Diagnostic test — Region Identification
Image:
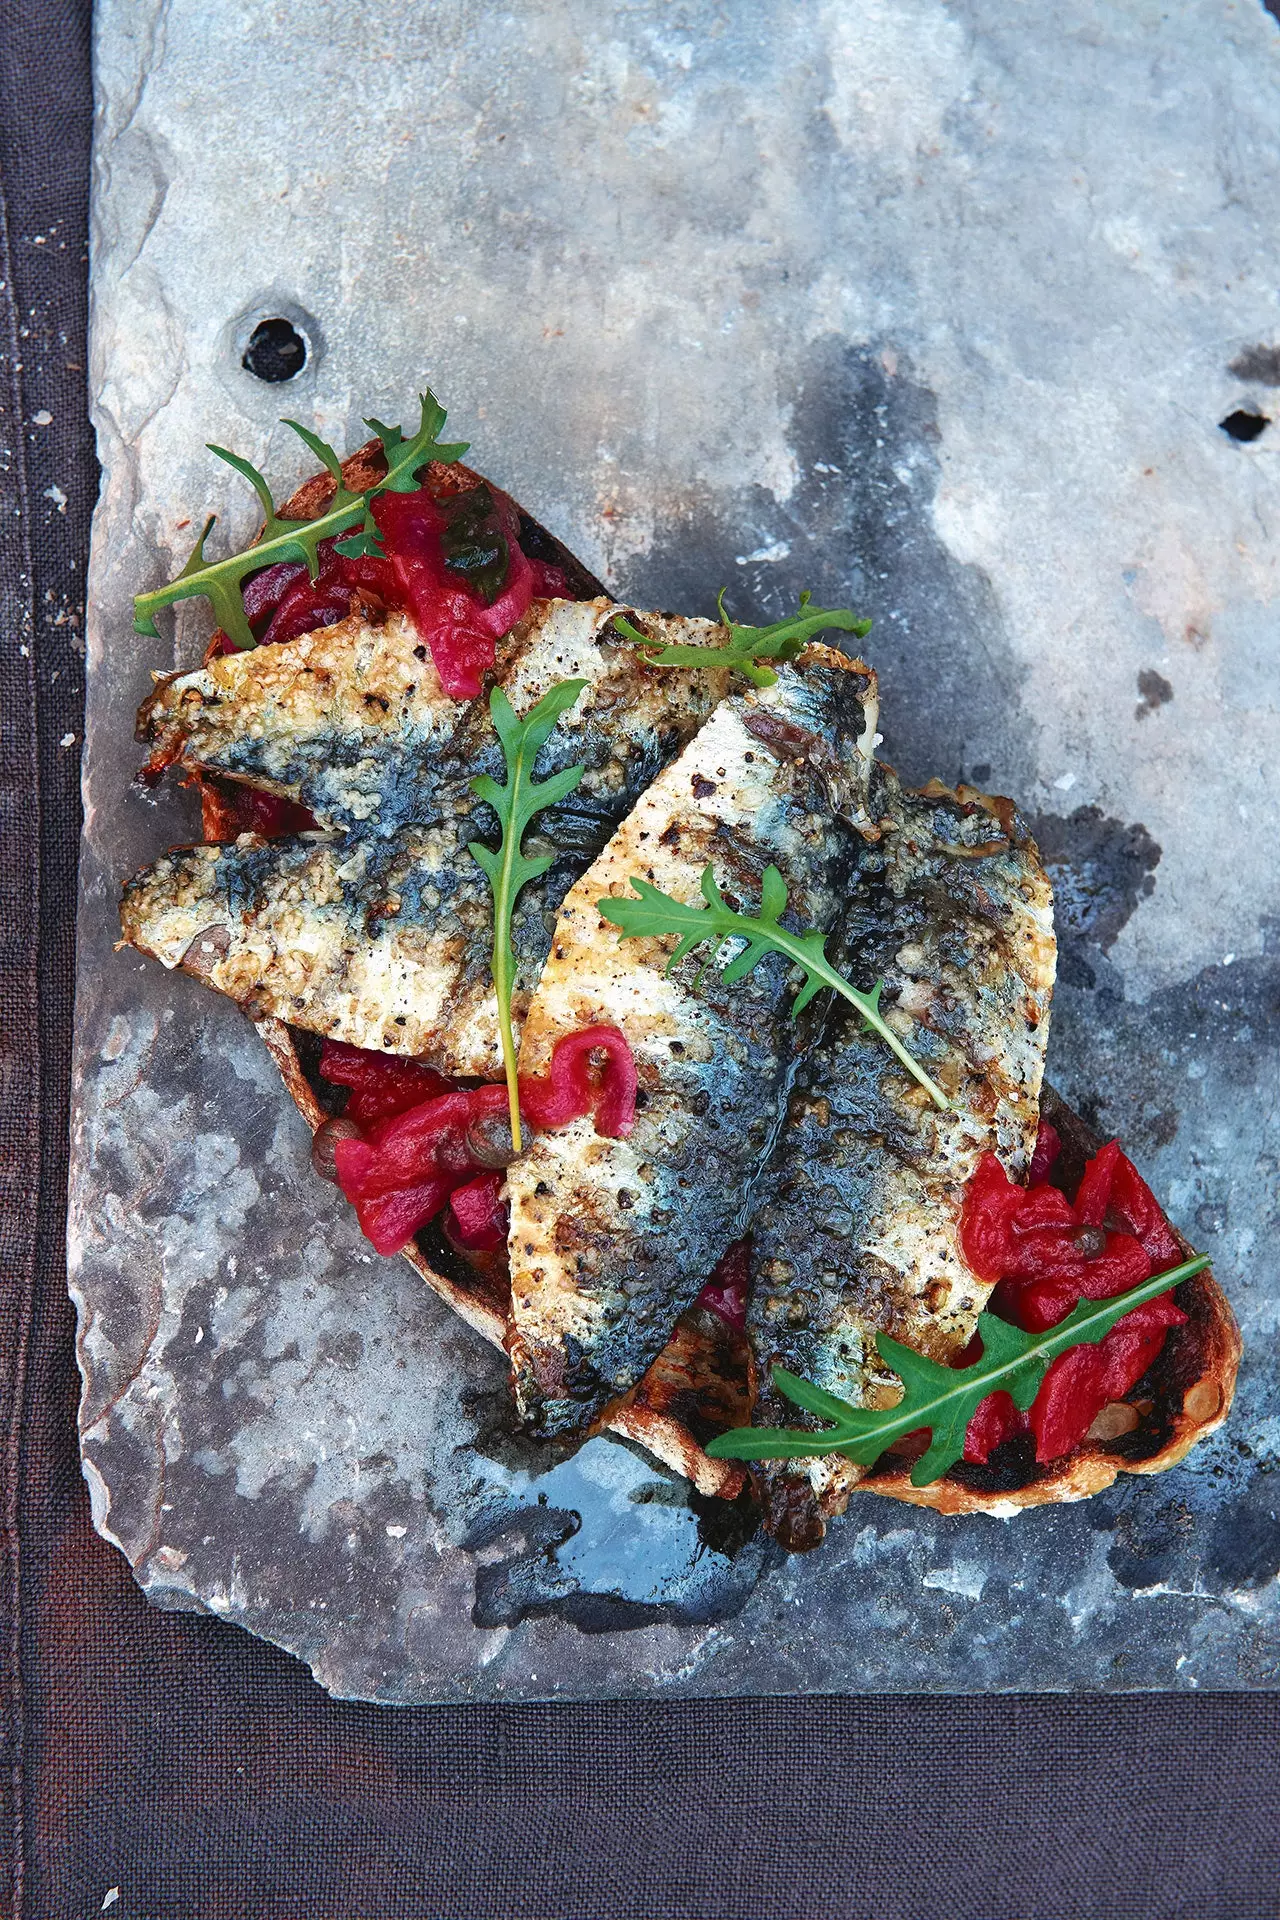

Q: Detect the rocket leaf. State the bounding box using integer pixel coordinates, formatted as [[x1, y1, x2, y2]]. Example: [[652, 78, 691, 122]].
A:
[[705, 1254, 1212, 1485], [468, 679, 588, 1151], [133, 390, 469, 650], [614, 589, 872, 688], [598, 862, 951, 1111]]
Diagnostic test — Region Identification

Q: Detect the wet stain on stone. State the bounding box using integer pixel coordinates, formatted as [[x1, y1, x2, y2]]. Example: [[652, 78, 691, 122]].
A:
[[1205, 1488, 1280, 1592], [1105, 1495, 1196, 1590], [614, 338, 1033, 793], [1228, 343, 1280, 385], [1135, 667, 1173, 719], [468, 1505, 583, 1629], [1030, 805, 1161, 987], [466, 1489, 773, 1633]]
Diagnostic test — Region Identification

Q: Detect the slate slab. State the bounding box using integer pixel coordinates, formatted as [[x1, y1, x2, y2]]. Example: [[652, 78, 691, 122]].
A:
[[71, 0, 1280, 1701]]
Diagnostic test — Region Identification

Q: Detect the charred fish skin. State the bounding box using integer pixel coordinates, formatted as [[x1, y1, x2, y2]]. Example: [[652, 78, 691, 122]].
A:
[[136, 609, 463, 836], [506, 648, 880, 1438], [120, 600, 730, 1076], [745, 770, 1056, 1542], [135, 598, 725, 840], [119, 822, 505, 1072]]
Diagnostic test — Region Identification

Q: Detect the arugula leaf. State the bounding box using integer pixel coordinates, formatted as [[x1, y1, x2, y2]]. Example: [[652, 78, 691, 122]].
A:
[[468, 680, 588, 1149], [133, 391, 469, 650], [598, 863, 951, 1111], [706, 1253, 1212, 1485], [614, 589, 872, 688]]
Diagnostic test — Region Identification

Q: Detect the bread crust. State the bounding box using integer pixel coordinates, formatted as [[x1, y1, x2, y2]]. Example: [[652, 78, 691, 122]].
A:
[[174, 455, 1239, 1525]]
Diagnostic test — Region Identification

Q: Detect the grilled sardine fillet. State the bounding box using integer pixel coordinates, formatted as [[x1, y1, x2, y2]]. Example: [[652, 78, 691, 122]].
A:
[[136, 597, 724, 835], [120, 599, 729, 1075], [744, 772, 1056, 1547], [506, 646, 880, 1436], [137, 609, 462, 833]]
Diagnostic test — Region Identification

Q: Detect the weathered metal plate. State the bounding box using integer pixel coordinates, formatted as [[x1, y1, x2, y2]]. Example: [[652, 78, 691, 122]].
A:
[[73, 0, 1280, 1700]]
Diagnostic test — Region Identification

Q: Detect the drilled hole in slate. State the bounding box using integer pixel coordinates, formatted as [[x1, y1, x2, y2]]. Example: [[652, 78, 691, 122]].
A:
[[242, 317, 308, 383], [1219, 408, 1269, 443]]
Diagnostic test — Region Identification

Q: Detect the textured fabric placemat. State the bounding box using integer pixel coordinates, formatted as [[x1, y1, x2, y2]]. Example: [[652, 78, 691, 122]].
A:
[[3, 3, 1279, 1915]]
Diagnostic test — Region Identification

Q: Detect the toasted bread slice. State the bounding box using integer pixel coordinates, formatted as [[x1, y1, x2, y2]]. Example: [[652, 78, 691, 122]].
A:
[[155, 449, 1239, 1531], [254, 1002, 1238, 1529]]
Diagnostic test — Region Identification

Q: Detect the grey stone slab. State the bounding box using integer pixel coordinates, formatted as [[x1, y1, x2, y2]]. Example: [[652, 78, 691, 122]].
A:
[[72, 0, 1280, 1700]]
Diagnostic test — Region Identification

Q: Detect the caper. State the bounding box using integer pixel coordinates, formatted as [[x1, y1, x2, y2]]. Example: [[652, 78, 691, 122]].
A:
[[310, 1116, 363, 1183]]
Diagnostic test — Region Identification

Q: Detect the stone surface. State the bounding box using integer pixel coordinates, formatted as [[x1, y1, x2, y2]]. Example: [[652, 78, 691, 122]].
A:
[[72, 0, 1280, 1700]]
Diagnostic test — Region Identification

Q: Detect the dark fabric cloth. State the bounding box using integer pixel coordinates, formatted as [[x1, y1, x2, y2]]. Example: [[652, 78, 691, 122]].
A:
[[2, 3, 1279, 1916]]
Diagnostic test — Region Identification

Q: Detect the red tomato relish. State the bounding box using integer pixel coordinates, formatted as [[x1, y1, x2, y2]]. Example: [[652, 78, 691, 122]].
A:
[[444, 1173, 508, 1253], [317, 1028, 637, 1257], [318, 1039, 453, 1127], [197, 776, 319, 842], [696, 1239, 751, 1331], [517, 1025, 638, 1140], [959, 1126, 1187, 1466], [216, 475, 569, 699]]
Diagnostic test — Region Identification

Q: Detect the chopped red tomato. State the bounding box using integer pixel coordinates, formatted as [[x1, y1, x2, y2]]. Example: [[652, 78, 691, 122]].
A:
[[211, 541, 394, 654], [317, 1039, 453, 1126], [319, 1032, 635, 1255], [372, 484, 535, 700], [340, 1184, 448, 1261], [519, 1026, 638, 1139], [444, 1172, 508, 1253], [960, 1132, 1187, 1466], [258, 546, 391, 648], [333, 1084, 508, 1255], [1107, 1151, 1183, 1266], [1028, 1118, 1062, 1184], [212, 478, 565, 690], [695, 1238, 751, 1330], [197, 775, 319, 842], [527, 557, 570, 597], [962, 1389, 1021, 1462], [1028, 1296, 1187, 1460], [240, 559, 308, 629]]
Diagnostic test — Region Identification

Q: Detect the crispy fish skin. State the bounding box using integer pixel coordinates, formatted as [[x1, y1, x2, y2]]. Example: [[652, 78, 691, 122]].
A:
[[120, 823, 503, 1071], [120, 599, 729, 1074], [505, 647, 879, 1436], [744, 771, 1056, 1545], [135, 597, 720, 835], [137, 609, 461, 833]]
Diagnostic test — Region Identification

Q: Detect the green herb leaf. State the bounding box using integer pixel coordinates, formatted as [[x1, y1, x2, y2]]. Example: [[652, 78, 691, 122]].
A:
[[280, 418, 345, 486], [614, 589, 872, 688], [705, 1253, 1212, 1484], [598, 863, 951, 1110], [332, 516, 386, 561], [133, 390, 470, 651], [467, 680, 589, 1149]]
